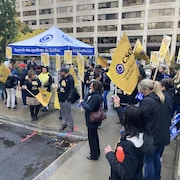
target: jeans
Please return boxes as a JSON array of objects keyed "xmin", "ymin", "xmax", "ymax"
[
  {"xmin": 21, "ymin": 89, "xmax": 27, "ymax": 105},
  {"xmin": 144, "ymin": 146, "xmax": 164, "ymax": 180},
  {"xmin": 103, "ymin": 90, "xmax": 110, "ymax": 109},
  {"xmin": 0, "ymin": 83, "xmax": 4, "ymax": 99}
]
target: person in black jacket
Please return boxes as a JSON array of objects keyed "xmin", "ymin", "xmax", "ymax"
[
  {"xmin": 80, "ymin": 80, "xmax": 104, "ymax": 160},
  {"xmin": 58, "ymin": 67, "xmax": 75, "ymax": 132},
  {"xmin": 138, "ymin": 79, "xmax": 171, "ymax": 180},
  {"xmin": 104, "ymin": 102, "xmax": 146, "ymax": 180},
  {"xmin": 22, "ymin": 70, "xmax": 42, "ymax": 121}
]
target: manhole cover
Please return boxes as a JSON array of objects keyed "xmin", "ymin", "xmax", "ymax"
[{"xmin": 0, "ymin": 123, "xmax": 78, "ymax": 180}]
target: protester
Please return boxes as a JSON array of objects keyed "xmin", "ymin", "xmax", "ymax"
[
  {"xmin": 138, "ymin": 79, "xmax": 171, "ymax": 180},
  {"xmin": 5, "ymin": 63, "xmax": 18, "ymax": 110},
  {"xmin": 57, "ymin": 67, "xmax": 74, "ymax": 132},
  {"xmin": 22, "ymin": 70, "xmax": 41, "ymax": 121},
  {"xmin": 80, "ymin": 80, "xmax": 104, "ymax": 160},
  {"xmin": 27, "ymin": 57, "xmax": 37, "ymax": 71},
  {"xmin": 18, "ymin": 63, "xmax": 28, "ymax": 107},
  {"xmin": 38, "ymin": 66, "xmax": 53, "ymax": 112},
  {"xmin": 104, "ymin": 103, "xmax": 145, "ymax": 180},
  {"xmin": 102, "ymin": 68, "xmax": 111, "ymax": 111}
]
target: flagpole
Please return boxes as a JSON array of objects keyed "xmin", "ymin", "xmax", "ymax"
[{"xmin": 152, "ymin": 62, "xmax": 160, "ymax": 82}]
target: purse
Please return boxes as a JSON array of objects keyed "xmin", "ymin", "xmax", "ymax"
[{"xmin": 90, "ymin": 107, "xmax": 106, "ymax": 123}]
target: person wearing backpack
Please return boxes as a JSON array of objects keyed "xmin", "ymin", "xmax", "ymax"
[
  {"xmin": 5, "ymin": 63, "xmax": 18, "ymax": 110},
  {"xmin": 104, "ymin": 102, "xmax": 146, "ymax": 180}
]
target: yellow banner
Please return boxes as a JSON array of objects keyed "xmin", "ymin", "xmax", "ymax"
[
  {"xmin": 6, "ymin": 47, "xmax": 12, "ymax": 59},
  {"xmin": 107, "ymin": 33, "xmax": 139, "ymax": 95},
  {"xmin": 133, "ymin": 39, "xmax": 149, "ymax": 61},
  {"xmin": 54, "ymin": 90, "xmax": 60, "ymax": 110},
  {"xmin": 0, "ymin": 63, "xmax": 10, "ymax": 83},
  {"xmin": 56, "ymin": 54, "xmax": 61, "ymax": 71},
  {"xmin": 158, "ymin": 35, "xmax": 171, "ymax": 63},
  {"xmin": 38, "ymin": 88, "xmax": 52, "ymax": 106},
  {"xmin": 41, "ymin": 53, "xmax": 49, "ymax": 66},
  {"xmin": 69, "ymin": 66, "xmax": 79, "ymax": 86},
  {"xmin": 96, "ymin": 55, "xmax": 108, "ymax": 68},
  {"xmin": 77, "ymin": 53, "xmax": 84, "ymax": 82},
  {"xmin": 150, "ymin": 51, "xmax": 159, "ymax": 66},
  {"xmin": 165, "ymin": 49, "xmax": 171, "ymax": 66},
  {"xmin": 64, "ymin": 50, "xmax": 72, "ymax": 64}
]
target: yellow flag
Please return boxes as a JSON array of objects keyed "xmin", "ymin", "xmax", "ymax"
[
  {"xmin": 96, "ymin": 55, "xmax": 108, "ymax": 68},
  {"xmin": 133, "ymin": 39, "xmax": 149, "ymax": 61},
  {"xmin": 158, "ymin": 35, "xmax": 171, "ymax": 63},
  {"xmin": 0, "ymin": 63, "xmax": 10, "ymax": 83},
  {"xmin": 107, "ymin": 33, "xmax": 139, "ymax": 95},
  {"xmin": 170, "ymin": 51, "xmax": 175, "ymax": 64},
  {"xmin": 69, "ymin": 66, "xmax": 79, "ymax": 86},
  {"xmin": 64, "ymin": 50, "xmax": 72, "ymax": 64},
  {"xmin": 41, "ymin": 53, "xmax": 49, "ymax": 66},
  {"xmin": 77, "ymin": 53, "xmax": 84, "ymax": 82},
  {"xmin": 38, "ymin": 88, "xmax": 52, "ymax": 106},
  {"xmin": 54, "ymin": 90, "xmax": 60, "ymax": 110},
  {"xmin": 6, "ymin": 47, "xmax": 12, "ymax": 59},
  {"xmin": 165, "ymin": 49, "xmax": 171, "ymax": 66},
  {"xmin": 56, "ymin": 54, "xmax": 61, "ymax": 71}
]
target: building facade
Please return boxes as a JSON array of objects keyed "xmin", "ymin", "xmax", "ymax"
[{"xmin": 15, "ymin": 0, "xmax": 180, "ymax": 57}]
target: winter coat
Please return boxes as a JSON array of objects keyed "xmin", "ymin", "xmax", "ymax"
[
  {"xmin": 106, "ymin": 134, "xmax": 144, "ymax": 180},
  {"xmin": 81, "ymin": 91, "xmax": 102, "ymax": 129},
  {"xmin": 5, "ymin": 74, "xmax": 17, "ymax": 89},
  {"xmin": 58, "ymin": 74, "xmax": 74, "ymax": 102},
  {"xmin": 18, "ymin": 69, "xmax": 28, "ymax": 86},
  {"xmin": 139, "ymin": 92, "xmax": 171, "ymax": 146}
]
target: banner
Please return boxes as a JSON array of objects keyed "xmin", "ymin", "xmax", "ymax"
[
  {"xmin": 165, "ymin": 49, "xmax": 171, "ymax": 66},
  {"xmin": 77, "ymin": 53, "xmax": 84, "ymax": 82},
  {"xmin": 54, "ymin": 90, "xmax": 60, "ymax": 110},
  {"xmin": 0, "ymin": 63, "xmax": 10, "ymax": 83},
  {"xmin": 64, "ymin": 50, "xmax": 72, "ymax": 64},
  {"xmin": 133, "ymin": 39, "xmax": 149, "ymax": 61},
  {"xmin": 56, "ymin": 54, "xmax": 61, "ymax": 71},
  {"xmin": 69, "ymin": 66, "xmax": 79, "ymax": 86},
  {"xmin": 38, "ymin": 88, "xmax": 52, "ymax": 106},
  {"xmin": 107, "ymin": 33, "xmax": 139, "ymax": 95},
  {"xmin": 41, "ymin": 53, "xmax": 49, "ymax": 66},
  {"xmin": 158, "ymin": 35, "xmax": 171, "ymax": 63},
  {"xmin": 6, "ymin": 47, "xmax": 12, "ymax": 59},
  {"xmin": 150, "ymin": 51, "xmax": 159, "ymax": 66},
  {"xmin": 96, "ymin": 55, "xmax": 108, "ymax": 68}
]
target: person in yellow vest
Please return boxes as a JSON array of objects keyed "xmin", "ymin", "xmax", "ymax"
[{"xmin": 38, "ymin": 66, "xmax": 53, "ymax": 112}]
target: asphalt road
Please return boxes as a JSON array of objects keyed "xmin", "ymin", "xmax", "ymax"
[{"xmin": 0, "ymin": 123, "xmax": 71, "ymax": 180}]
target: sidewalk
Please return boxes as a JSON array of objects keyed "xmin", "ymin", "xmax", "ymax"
[{"xmin": 0, "ymin": 92, "xmax": 178, "ymax": 180}]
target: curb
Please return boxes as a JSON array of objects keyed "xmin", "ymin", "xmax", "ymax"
[
  {"xmin": 33, "ymin": 141, "xmax": 85, "ymax": 180},
  {"xmin": 0, "ymin": 115, "xmax": 87, "ymax": 141}
]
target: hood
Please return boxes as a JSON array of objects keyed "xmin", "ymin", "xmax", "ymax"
[{"xmin": 127, "ymin": 133, "xmax": 144, "ymax": 148}]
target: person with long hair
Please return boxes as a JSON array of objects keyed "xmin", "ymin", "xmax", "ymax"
[
  {"xmin": 138, "ymin": 79, "xmax": 171, "ymax": 180},
  {"xmin": 104, "ymin": 96, "xmax": 145, "ymax": 180},
  {"xmin": 80, "ymin": 80, "xmax": 104, "ymax": 160}
]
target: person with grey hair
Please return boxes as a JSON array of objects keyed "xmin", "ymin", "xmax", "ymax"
[
  {"xmin": 57, "ymin": 67, "xmax": 75, "ymax": 132},
  {"xmin": 138, "ymin": 79, "xmax": 171, "ymax": 180}
]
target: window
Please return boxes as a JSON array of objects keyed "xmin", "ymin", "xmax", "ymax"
[
  {"xmin": 148, "ymin": 22, "xmax": 173, "ymax": 29},
  {"xmin": 178, "ymin": 21, "xmax": 180, "ymax": 28},
  {"xmin": 98, "ymin": 37, "xmax": 117, "ymax": 44},
  {"xmin": 76, "ymin": 15, "xmax": 94, "ymax": 22},
  {"xmin": 24, "ymin": 20, "xmax": 37, "ymax": 25},
  {"xmin": 122, "ymin": 11, "xmax": 144, "ymax": 19},
  {"xmin": 177, "ymin": 34, "xmax": 180, "ymax": 42},
  {"xmin": 98, "ymin": 1, "xmax": 118, "ymax": 9},
  {"xmin": 61, "ymin": 28, "xmax": 73, "ymax": 33},
  {"xmin": 149, "ymin": 8, "xmax": 174, "ymax": 17},
  {"xmin": 129, "ymin": 36, "xmax": 143, "ymax": 43},
  {"xmin": 38, "ymin": 0, "xmax": 54, "ymax": 5},
  {"xmin": 122, "ymin": 24, "xmax": 144, "ymax": 30},
  {"xmin": 147, "ymin": 35, "xmax": 163, "ymax": 43},
  {"xmin": 98, "ymin": 25, "xmax": 117, "ymax": 32},
  {"xmin": 22, "ymin": 0, "xmax": 36, "ymax": 7},
  {"xmin": 39, "ymin": 18, "xmax": 54, "ymax": 25},
  {"xmin": 39, "ymin": 9, "xmax": 53, "ymax": 15},
  {"xmin": 16, "ymin": 2, "xmax": 20, "ymax": 8},
  {"xmin": 98, "ymin": 13, "xmax": 118, "ymax": 20},
  {"xmin": 57, "ymin": 17, "xmax": 73, "ymax": 23},
  {"xmin": 57, "ymin": 6, "xmax": 73, "ymax": 13},
  {"xmin": 56, "ymin": 0, "xmax": 72, "ymax": 2},
  {"xmin": 77, "ymin": 26, "xmax": 94, "ymax": 33},
  {"xmin": 23, "ymin": 10, "xmax": 36, "ymax": 16},
  {"xmin": 123, "ymin": 0, "xmax": 145, "ymax": 6},
  {"xmin": 77, "ymin": 4, "xmax": 94, "ymax": 11},
  {"xmin": 77, "ymin": 37, "xmax": 94, "ymax": 44},
  {"xmin": 150, "ymin": 0, "xmax": 175, "ymax": 3}
]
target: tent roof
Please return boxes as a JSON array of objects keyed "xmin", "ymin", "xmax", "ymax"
[{"xmin": 9, "ymin": 26, "xmax": 94, "ymax": 56}]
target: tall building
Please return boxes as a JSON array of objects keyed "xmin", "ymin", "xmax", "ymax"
[{"xmin": 15, "ymin": 0, "xmax": 180, "ymax": 57}]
